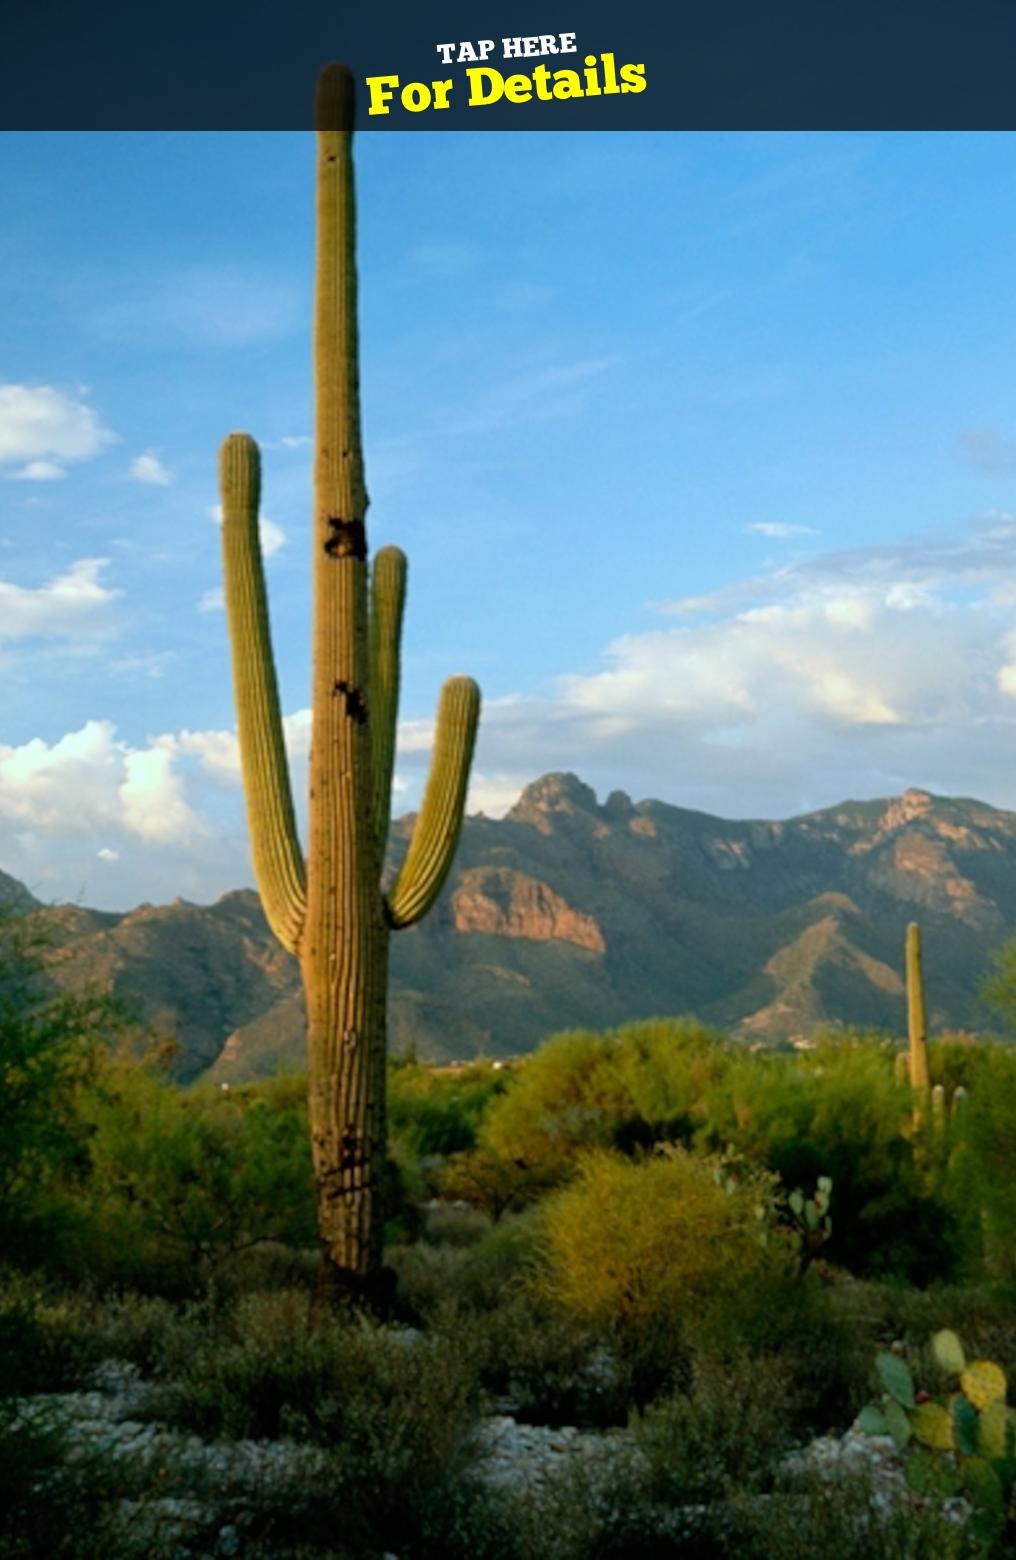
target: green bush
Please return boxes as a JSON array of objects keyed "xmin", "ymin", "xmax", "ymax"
[
  {"xmin": 945, "ymin": 1049, "xmax": 1016, "ymax": 1279},
  {"xmin": 701, "ymin": 1036, "xmax": 961, "ymax": 1282},
  {"xmin": 73, "ymin": 1062, "xmax": 317, "ymax": 1289},
  {"xmin": 388, "ymin": 1056, "xmax": 507, "ymax": 1159},
  {"xmin": 0, "ymin": 905, "xmax": 124, "ymax": 1262},
  {"xmin": 0, "ymin": 1272, "xmax": 100, "ymax": 1396},
  {"xmin": 633, "ymin": 1351, "xmax": 802, "ymax": 1504},
  {"xmin": 480, "ymin": 1019, "xmax": 729, "ymax": 1171},
  {"xmin": 538, "ymin": 1147, "xmax": 786, "ymax": 1345}
]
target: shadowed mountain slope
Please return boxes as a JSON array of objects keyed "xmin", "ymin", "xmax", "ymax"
[{"xmin": 23, "ymin": 774, "xmax": 1016, "ymax": 1081}]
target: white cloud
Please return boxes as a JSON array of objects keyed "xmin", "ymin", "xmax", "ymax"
[
  {"xmin": 0, "ymin": 558, "xmax": 121, "ymax": 641},
  {"xmin": 8, "ymin": 460, "xmax": 67, "ymax": 482},
  {"xmin": 466, "ymin": 771, "xmax": 529, "ymax": 817},
  {"xmin": 0, "ymin": 720, "xmax": 207, "ymax": 848},
  {"xmin": 259, "ymin": 517, "xmax": 285, "ymax": 556},
  {"xmin": 130, "ymin": 451, "xmax": 172, "ymax": 485},
  {"xmin": 120, "ymin": 747, "xmax": 206, "ymax": 845},
  {"xmin": 440, "ymin": 511, "xmax": 1016, "ymax": 822},
  {"xmin": 97, "ymin": 847, "xmax": 119, "ymax": 862},
  {"xmin": 197, "ymin": 587, "xmax": 224, "ymax": 614},
  {"xmin": 263, "ymin": 434, "xmax": 311, "ymax": 451},
  {"xmin": 0, "ymin": 385, "xmax": 115, "ymax": 477}
]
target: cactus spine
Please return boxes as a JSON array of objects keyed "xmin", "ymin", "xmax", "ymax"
[
  {"xmin": 219, "ymin": 64, "xmax": 480, "ymax": 1290},
  {"xmin": 906, "ymin": 921, "xmax": 931, "ymax": 1099}
]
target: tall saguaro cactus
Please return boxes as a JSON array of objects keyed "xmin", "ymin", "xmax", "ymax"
[
  {"xmin": 219, "ymin": 64, "xmax": 480, "ymax": 1290},
  {"xmin": 906, "ymin": 920, "xmax": 931, "ymax": 1100}
]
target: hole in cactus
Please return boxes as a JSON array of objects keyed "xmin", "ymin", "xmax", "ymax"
[
  {"xmin": 332, "ymin": 681, "xmax": 367, "ymax": 723},
  {"xmin": 323, "ymin": 516, "xmax": 366, "ymax": 559}
]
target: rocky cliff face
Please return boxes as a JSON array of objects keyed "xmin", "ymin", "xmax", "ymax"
[{"xmin": 26, "ymin": 775, "xmax": 1016, "ymax": 1080}]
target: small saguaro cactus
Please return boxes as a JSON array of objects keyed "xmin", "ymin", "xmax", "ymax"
[
  {"xmin": 219, "ymin": 64, "xmax": 480, "ymax": 1293},
  {"xmin": 906, "ymin": 920, "xmax": 931, "ymax": 1100}
]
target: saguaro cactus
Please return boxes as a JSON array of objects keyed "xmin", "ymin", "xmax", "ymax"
[
  {"xmin": 219, "ymin": 64, "xmax": 480, "ymax": 1290},
  {"xmin": 906, "ymin": 920, "xmax": 931, "ymax": 1098}
]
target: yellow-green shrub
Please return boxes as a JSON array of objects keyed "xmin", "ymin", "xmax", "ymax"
[
  {"xmin": 480, "ymin": 1019, "xmax": 728, "ymax": 1171},
  {"xmin": 538, "ymin": 1147, "xmax": 783, "ymax": 1340}
]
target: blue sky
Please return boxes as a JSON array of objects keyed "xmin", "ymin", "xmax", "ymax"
[{"xmin": 4, "ymin": 129, "xmax": 1016, "ymax": 909}]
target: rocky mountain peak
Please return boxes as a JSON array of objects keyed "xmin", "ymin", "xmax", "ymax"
[
  {"xmin": 882, "ymin": 788, "xmax": 936, "ymax": 830},
  {"xmin": 507, "ymin": 772, "xmax": 600, "ymax": 828}
]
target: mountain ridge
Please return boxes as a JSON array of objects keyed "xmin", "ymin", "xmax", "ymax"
[{"xmin": 16, "ymin": 773, "xmax": 1016, "ymax": 1081}]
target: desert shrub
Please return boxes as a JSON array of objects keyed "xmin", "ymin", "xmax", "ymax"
[
  {"xmin": 537, "ymin": 1147, "xmax": 789, "ymax": 1402},
  {"xmin": 0, "ymin": 1272, "xmax": 101, "ymax": 1396},
  {"xmin": 138, "ymin": 1287, "xmax": 490, "ymax": 1558},
  {"xmin": 391, "ymin": 1207, "xmax": 544, "ymax": 1324},
  {"xmin": 74, "ymin": 1061, "xmax": 317, "ymax": 1288},
  {"xmin": 832, "ymin": 1280, "xmax": 1016, "ymax": 1388},
  {"xmin": 0, "ymin": 905, "xmax": 124, "ymax": 1263},
  {"xmin": 633, "ymin": 1351, "xmax": 802, "ymax": 1505},
  {"xmin": 727, "ymin": 1464, "xmax": 978, "ymax": 1559},
  {"xmin": 387, "ymin": 1056, "xmax": 508, "ymax": 1159},
  {"xmin": 944, "ymin": 1048, "xmax": 1016, "ymax": 1279},
  {"xmin": 153, "ymin": 1286, "xmax": 480, "ymax": 1443},
  {"xmin": 437, "ymin": 1145, "xmax": 561, "ymax": 1222},
  {"xmin": 0, "ymin": 1398, "xmax": 160, "ymax": 1560},
  {"xmin": 421, "ymin": 1200, "xmax": 493, "ymax": 1245},
  {"xmin": 701, "ymin": 1036, "xmax": 961, "ymax": 1282},
  {"xmin": 481, "ymin": 1018, "xmax": 729, "ymax": 1171}
]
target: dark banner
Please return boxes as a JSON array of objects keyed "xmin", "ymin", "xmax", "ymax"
[{"xmin": 3, "ymin": 0, "xmax": 1016, "ymax": 128}]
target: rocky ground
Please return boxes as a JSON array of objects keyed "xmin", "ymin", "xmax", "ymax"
[{"xmin": 9, "ymin": 1351, "xmax": 974, "ymax": 1558}]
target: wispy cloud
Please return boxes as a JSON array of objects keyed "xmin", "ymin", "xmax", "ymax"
[
  {"xmin": 130, "ymin": 450, "xmax": 172, "ymax": 485},
  {"xmin": 442, "ymin": 354, "xmax": 617, "ymax": 438},
  {"xmin": 745, "ymin": 521, "xmax": 818, "ymax": 539},
  {"xmin": 0, "ymin": 558, "xmax": 121, "ymax": 641},
  {"xmin": 87, "ymin": 264, "xmax": 302, "ymax": 348},
  {"xmin": 262, "ymin": 434, "xmax": 311, "ymax": 451},
  {"xmin": 958, "ymin": 426, "xmax": 1016, "ymax": 475}
]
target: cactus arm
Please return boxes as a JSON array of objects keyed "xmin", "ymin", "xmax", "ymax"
[
  {"xmin": 219, "ymin": 432, "xmax": 307, "ymax": 954},
  {"xmin": 385, "ymin": 675, "xmax": 480, "ymax": 929},
  {"xmin": 369, "ymin": 545, "xmax": 407, "ymax": 860}
]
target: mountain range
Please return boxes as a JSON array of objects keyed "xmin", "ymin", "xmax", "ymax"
[{"xmin": 12, "ymin": 773, "xmax": 1016, "ymax": 1081}]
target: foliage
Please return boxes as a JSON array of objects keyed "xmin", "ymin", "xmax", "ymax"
[
  {"xmin": 0, "ymin": 905, "xmax": 124, "ymax": 1255},
  {"xmin": 437, "ymin": 1144, "xmax": 559, "ymax": 1221},
  {"xmin": 945, "ymin": 1047, "xmax": 1016, "ymax": 1279},
  {"xmin": 387, "ymin": 1056, "xmax": 508, "ymax": 1159},
  {"xmin": 480, "ymin": 1018, "xmax": 729, "ymax": 1170},
  {"xmin": 980, "ymin": 935, "xmax": 1016, "ymax": 1037},
  {"xmin": 701, "ymin": 1035, "xmax": 960, "ymax": 1281},
  {"xmin": 73, "ymin": 1063, "xmax": 317, "ymax": 1285},
  {"xmin": 632, "ymin": 1351, "xmax": 802, "ymax": 1504},
  {"xmin": 537, "ymin": 1146, "xmax": 786, "ymax": 1341}
]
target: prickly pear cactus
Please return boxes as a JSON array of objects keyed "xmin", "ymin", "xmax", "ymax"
[{"xmin": 858, "ymin": 1330, "xmax": 1016, "ymax": 1544}]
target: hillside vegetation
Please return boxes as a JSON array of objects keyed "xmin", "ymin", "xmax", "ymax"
[{"xmin": 5, "ymin": 886, "xmax": 1016, "ymax": 1558}]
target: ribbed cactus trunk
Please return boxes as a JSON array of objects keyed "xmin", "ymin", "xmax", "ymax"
[
  {"xmin": 220, "ymin": 65, "xmax": 480, "ymax": 1293},
  {"xmin": 906, "ymin": 920, "xmax": 930, "ymax": 1097},
  {"xmin": 305, "ymin": 64, "xmax": 386, "ymax": 1276}
]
